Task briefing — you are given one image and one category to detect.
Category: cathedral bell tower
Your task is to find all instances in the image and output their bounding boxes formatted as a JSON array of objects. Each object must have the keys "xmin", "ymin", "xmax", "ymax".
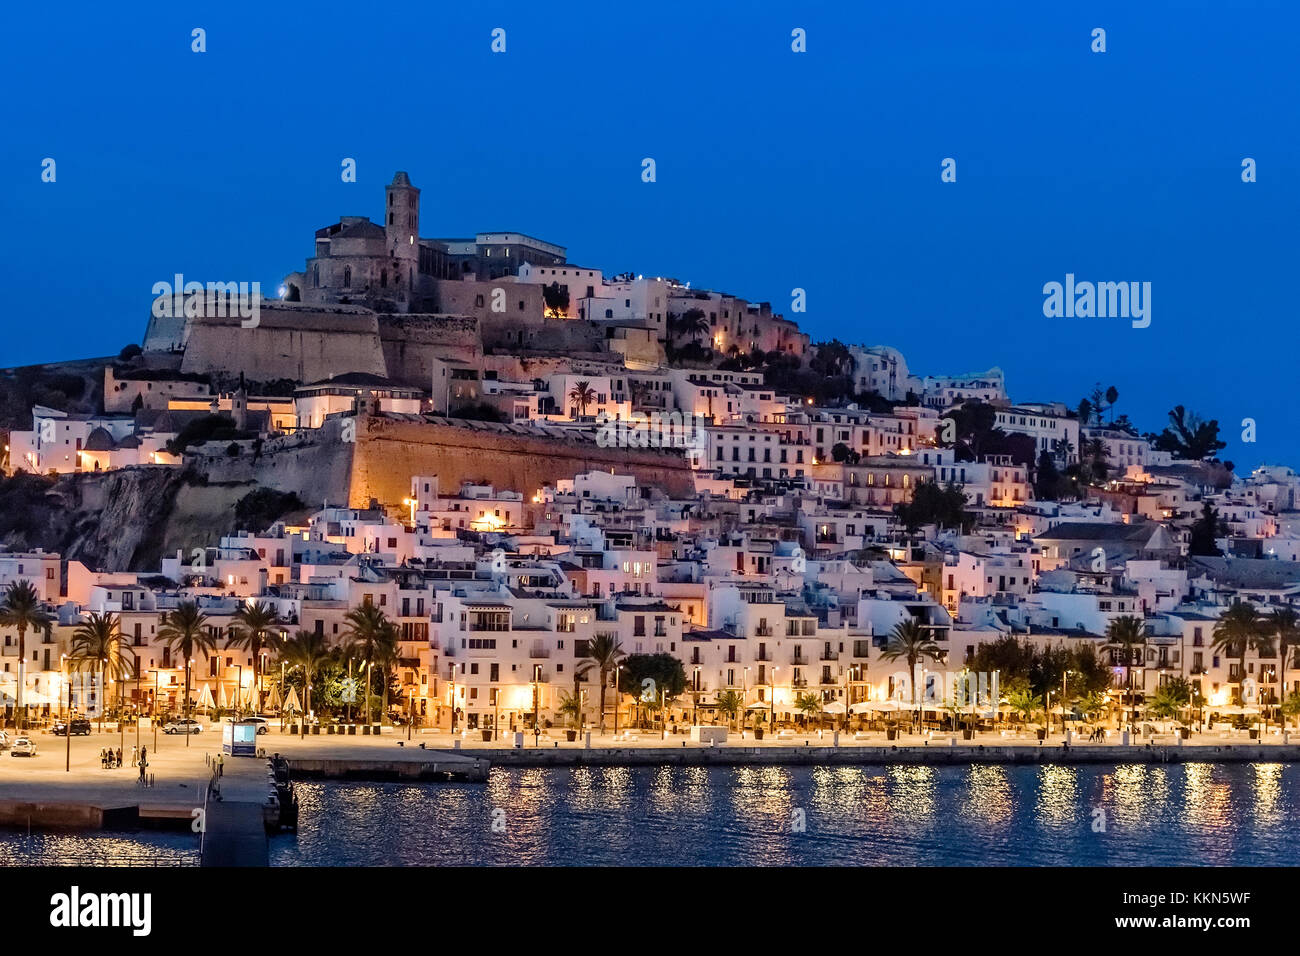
[{"xmin": 385, "ymin": 171, "xmax": 420, "ymax": 291}]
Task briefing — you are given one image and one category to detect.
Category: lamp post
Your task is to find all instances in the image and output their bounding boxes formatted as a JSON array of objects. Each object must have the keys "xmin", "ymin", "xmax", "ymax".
[
  {"xmin": 770, "ymin": 666, "xmax": 778, "ymax": 732},
  {"xmin": 743, "ymin": 666, "xmax": 750, "ymax": 733},
  {"xmin": 234, "ymin": 663, "xmax": 243, "ymax": 720},
  {"xmin": 532, "ymin": 664, "xmax": 542, "ymax": 732},
  {"xmin": 448, "ymin": 662, "xmax": 457, "ymax": 734},
  {"xmin": 62, "ymin": 654, "xmax": 71, "ymax": 773},
  {"xmin": 692, "ymin": 666, "xmax": 700, "ymax": 726},
  {"xmin": 613, "ymin": 664, "xmax": 622, "ymax": 737},
  {"xmin": 121, "ymin": 645, "xmax": 141, "ymax": 755}
]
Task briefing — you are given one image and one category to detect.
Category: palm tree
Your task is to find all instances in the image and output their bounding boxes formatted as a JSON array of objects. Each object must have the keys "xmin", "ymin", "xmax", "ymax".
[
  {"xmin": 282, "ymin": 630, "xmax": 333, "ymax": 738},
  {"xmin": 227, "ymin": 600, "xmax": 284, "ymax": 716},
  {"xmin": 68, "ymin": 612, "xmax": 125, "ymax": 732},
  {"xmin": 582, "ymin": 633, "xmax": 624, "ymax": 733},
  {"xmin": 556, "ymin": 691, "xmax": 583, "ymax": 728},
  {"xmin": 1213, "ymin": 601, "xmax": 1269, "ymax": 707},
  {"xmin": 1006, "ymin": 688, "xmax": 1044, "ymax": 731},
  {"xmin": 157, "ymin": 601, "xmax": 216, "ymax": 747},
  {"xmin": 794, "ymin": 692, "xmax": 822, "ymax": 728},
  {"xmin": 1269, "ymin": 607, "xmax": 1299, "ymax": 725},
  {"xmin": 567, "ymin": 380, "xmax": 597, "ymax": 418},
  {"xmin": 716, "ymin": 689, "xmax": 744, "ymax": 730},
  {"xmin": 878, "ymin": 618, "xmax": 942, "ymax": 732},
  {"xmin": 680, "ymin": 308, "xmax": 709, "ymax": 343},
  {"xmin": 342, "ymin": 603, "xmax": 397, "ymax": 724},
  {"xmin": 0, "ymin": 580, "xmax": 54, "ymax": 730},
  {"xmin": 1105, "ymin": 615, "xmax": 1146, "ymax": 733}
]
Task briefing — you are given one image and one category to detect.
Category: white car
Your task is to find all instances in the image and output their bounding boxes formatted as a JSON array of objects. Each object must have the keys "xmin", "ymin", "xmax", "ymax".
[
  {"xmin": 10, "ymin": 737, "xmax": 37, "ymax": 757},
  {"xmin": 163, "ymin": 719, "xmax": 203, "ymax": 735}
]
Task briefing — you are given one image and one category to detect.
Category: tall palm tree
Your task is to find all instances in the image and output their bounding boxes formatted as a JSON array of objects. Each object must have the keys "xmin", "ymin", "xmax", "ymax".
[
  {"xmin": 0, "ymin": 580, "xmax": 54, "ymax": 731},
  {"xmin": 157, "ymin": 601, "xmax": 216, "ymax": 747},
  {"xmin": 282, "ymin": 630, "xmax": 332, "ymax": 738},
  {"xmin": 582, "ymin": 633, "xmax": 624, "ymax": 733},
  {"xmin": 878, "ymin": 618, "xmax": 942, "ymax": 732},
  {"xmin": 1105, "ymin": 615, "xmax": 1146, "ymax": 733},
  {"xmin": 69, "ymin": 612, "xmax": 125, "ymax": 732},
  {"xmin": 1213, "ymin": 601, "xmax": 1269, "ymax": 707},
  {"xmin": 227, "ymin": 601, "xmax": 284, "ymax": 715},
  {"xmin": 1269, "ymin": 607, "xmax": 1299, "ymax": 724},
  {"xmin": 567, "ymin": 380, "xmax": 597, "ymax": 418},
  {"xmin": 342, "ymin": 603, "xmax": 397, "ymax": 724}
]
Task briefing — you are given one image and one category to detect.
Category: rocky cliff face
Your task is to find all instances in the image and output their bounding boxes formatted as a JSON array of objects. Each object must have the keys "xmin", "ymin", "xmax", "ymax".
[{"xmin": 10, "ymin": 467, "xmax": 185, "ymax": 571}]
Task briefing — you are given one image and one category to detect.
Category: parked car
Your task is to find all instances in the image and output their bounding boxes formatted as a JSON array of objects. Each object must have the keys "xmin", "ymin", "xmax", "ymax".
[
  {"xmin": 240, "ymin": 717, "xmax": 270, "ymax": 735},
  {"xmin": 51, "ymin": 718, "xmax": 92, "ymax": 736},
  {"xmin": 163, "ymin": 719, "xmax": 203, "ymax": 735},
  {"xmin": 10, "ymin": 737, "xmax": 37, "ymax": 757}
]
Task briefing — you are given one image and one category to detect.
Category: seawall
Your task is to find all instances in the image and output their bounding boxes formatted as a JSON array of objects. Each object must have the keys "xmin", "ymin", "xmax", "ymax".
[{"xmin": 473, "ymin": 743, "xmax": 1300, "ymax": 768}]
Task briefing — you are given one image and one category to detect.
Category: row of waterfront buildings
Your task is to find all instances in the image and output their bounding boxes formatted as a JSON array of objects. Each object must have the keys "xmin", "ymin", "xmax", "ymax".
[{"xmin": 5, "ymin": 454, "xmax": 1300, "ymax": 730}]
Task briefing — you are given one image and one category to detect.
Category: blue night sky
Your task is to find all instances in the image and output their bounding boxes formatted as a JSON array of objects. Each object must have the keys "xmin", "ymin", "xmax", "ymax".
[{"xmin": 3, "ymin": 0, "xmax": 1296, "ymax": 470}]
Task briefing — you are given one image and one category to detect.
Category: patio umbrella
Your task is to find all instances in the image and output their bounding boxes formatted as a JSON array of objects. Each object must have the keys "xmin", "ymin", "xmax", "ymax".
[
  {"xmin": 746, "ymin": 700, "xmax": 771, "ymax": 710},
  {"xmin": 282, "ymin": 686, "xmax": 301, "ymax": 714},
  {"xmin": 854, "ymin": 700, "xmax": 903, "ymax": 713},
  {"xmin": 265, "ymin": 683, "xmax": 281, "ymax": 710},
  {"xmin": 218, "ymin": 683, "xmax": 229, "ymax": 709},
  {"xmin": 194, "ymin": 684, "xmax": 215, "ymax": 712},
  {"xmin": 822, "ymin": 701, "xmax": 847, "ymax": 715}
]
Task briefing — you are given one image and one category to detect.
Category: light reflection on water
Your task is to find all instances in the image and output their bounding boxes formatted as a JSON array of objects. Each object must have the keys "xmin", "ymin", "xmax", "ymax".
[{"xmin": 3, "ymin": 762, "xmax": 1299, "ymax": 866}]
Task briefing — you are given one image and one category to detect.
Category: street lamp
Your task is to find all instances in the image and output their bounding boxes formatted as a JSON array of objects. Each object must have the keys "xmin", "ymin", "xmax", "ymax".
[
  {"xmin": 770, "ymin": 666, "xmax": 779, "ymax": 732},
  {"xmin": 532, "ymin": 664, "xmax": 542, "ymax": 733},
  {"xmin": 613, "ymin": 664, "xmax": 622, "ymax": 737},
  {"xmin": 61, "ymin": 654, "xmax": 71, "ymax": 773}
]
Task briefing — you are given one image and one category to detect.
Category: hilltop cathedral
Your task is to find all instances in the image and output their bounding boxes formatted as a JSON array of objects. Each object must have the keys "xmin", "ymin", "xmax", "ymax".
[{"xmin": 282, "ymin": 171, "xmax": 568, "ymax": 314}]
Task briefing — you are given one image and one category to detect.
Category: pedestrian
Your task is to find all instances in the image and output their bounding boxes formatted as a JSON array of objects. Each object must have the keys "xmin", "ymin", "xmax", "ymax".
[
  {"xmin": 115, "ymin": 747, "xmax": 123, "ymax": 768},
  {"xmin": 130, "ymin": 744, "xmax": 138, "ymax": 767},
  {"xmin": 217, "ymin": 752, "xmax": 224, "ymax": 777},
  {"xmin": 100, "ymin": 749, "xmax": 108, "ymax": 769}
]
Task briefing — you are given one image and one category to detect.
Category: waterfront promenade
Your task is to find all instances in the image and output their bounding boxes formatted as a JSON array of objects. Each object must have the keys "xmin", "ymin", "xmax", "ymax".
[
  {"xmin": 1, "ymin": 723, "xmax": 1295, "ymax": 833},
  {"xmin": 0, "ymin": 727, "xmax": 485, "ymax": 832}
]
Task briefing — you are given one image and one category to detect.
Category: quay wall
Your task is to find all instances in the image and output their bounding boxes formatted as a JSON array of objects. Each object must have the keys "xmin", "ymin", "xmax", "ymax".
[{"xmin": 473, "ymin": 743, "xmax": 1300, "ymax": 768}]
